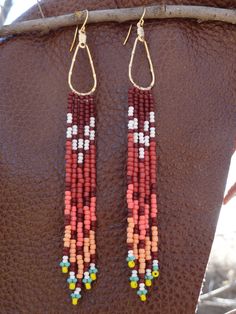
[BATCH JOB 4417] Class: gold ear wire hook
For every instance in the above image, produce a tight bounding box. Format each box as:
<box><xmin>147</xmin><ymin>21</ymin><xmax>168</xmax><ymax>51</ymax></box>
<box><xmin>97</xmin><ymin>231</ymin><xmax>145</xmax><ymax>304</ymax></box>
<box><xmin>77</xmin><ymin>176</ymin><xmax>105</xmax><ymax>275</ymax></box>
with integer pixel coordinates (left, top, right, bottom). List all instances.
<box><xmin>123</xmin><ymin>8</ymin><xmax>146</xmax><ymax>46</ymax></box>
<box><xmin>138</xmin><ymin>7</ymin><xmax>146</xmax><ymax>27</ymax></box>
<box><xmin>69</xmin><ymin>10</ymin><xmax>89</xmax><ymax>52</ymax></box>
<box><xmin>80</xmin><ymin>9</ymin><xmax>88</xmax><ymax>32</ymax></box>
<box><xmin>123</xmin><ymin>24</ymin><xmax>133</xmax><ymax>46</ymax></box>
<box><xmin>70</xmin><ymin>25</ymin><xmax>79</xmax><ymax>52</ymax></box>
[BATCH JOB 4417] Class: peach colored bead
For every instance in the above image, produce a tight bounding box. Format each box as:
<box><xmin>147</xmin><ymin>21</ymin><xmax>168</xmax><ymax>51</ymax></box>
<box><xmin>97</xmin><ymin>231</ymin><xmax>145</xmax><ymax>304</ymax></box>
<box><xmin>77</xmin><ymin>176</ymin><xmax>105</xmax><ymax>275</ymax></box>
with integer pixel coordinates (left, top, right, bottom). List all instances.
<box><xmin>84</xmin><ymin>258</ymin><xmax>90</xmax><ymax>263</ymax></box>
<box><xmin>84</xmin><ymin>247</ymin><xmax>89</xmax><ymax>253</ymax></box>
<box><xmin>70</xmin><ymin>258</ymin><xmax>76</xmax><ymax>263</ymax></box>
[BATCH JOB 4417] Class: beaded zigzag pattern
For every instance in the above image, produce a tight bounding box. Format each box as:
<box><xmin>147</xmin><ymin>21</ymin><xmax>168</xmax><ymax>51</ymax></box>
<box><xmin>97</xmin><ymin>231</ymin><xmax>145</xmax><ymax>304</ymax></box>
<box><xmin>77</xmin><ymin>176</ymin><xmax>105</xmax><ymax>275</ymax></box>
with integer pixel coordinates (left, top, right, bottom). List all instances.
<box><xmin>60</xmin><ymin>92</ymin><xmax>97</xmax><ymax>305</ymax></box>
<box><xmin>126</xmin><ymin>87</ymin><xmax>159</xmax><ymax>301</ymax></box>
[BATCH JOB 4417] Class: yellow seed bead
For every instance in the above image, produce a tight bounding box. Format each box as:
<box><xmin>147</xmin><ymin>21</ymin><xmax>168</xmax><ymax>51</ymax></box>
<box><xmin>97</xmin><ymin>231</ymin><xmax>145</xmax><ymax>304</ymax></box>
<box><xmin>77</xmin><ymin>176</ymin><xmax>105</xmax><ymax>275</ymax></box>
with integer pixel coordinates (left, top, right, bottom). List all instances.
<box><xmin>140</xmin><ymin>295</ymin><xmax>147</xmax><ymax>302</ymax></box>
<box><xmin>128</xmin><ymin>261</ymin><xmax>135</xmax><ymax>268</ymax></box>
<box><xmin>130</xmin><ymin>281</ymin><xmax>138</xmax><ymax>289</ymax></box>
<box><xmin>145</xmin><ymin>279</ymin><xmax>152</xmax><ymax>287</ymax></box>
<box><xmin>72</xmin><ymin>298</ymin><xmax>78</xmax><ymax>305</ymax></box>
<box><xmin>152</xmin><ymin>270</ymin><xmax>160</xmax><ymax>278</ymax></box>
<box><xmin>85</xmin><ymin>283</ymin><xmax>91</xmax><ymax>290</ymax></box>
<box><xmin>62</xmin><ymin>266</ymin><xmax>68</xmax><ymax>274</ymax></box>
<box><xmin>69</xmin><ymin>282</ymin><xmax>76</xmax><ymax>290</ymax></box>
<box><xmin>91</xmin><ymin>273</ymin><xmax>97</xmax><ymax>281</ymax></box>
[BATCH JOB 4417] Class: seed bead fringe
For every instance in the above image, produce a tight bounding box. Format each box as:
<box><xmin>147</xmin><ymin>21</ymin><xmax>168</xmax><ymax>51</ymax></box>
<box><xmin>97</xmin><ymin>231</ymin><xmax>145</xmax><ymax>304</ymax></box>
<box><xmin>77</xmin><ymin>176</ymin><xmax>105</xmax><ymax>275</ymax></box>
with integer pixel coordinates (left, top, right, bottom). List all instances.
<box><xmin>60</xmin><ymin>93</ymin><xmax>98</xmax><ymax>305</ymax></box>
<box><xmin>126</xmin><ymin>87</ymin><xmax>159</xmax><ymax>302</ymax></box>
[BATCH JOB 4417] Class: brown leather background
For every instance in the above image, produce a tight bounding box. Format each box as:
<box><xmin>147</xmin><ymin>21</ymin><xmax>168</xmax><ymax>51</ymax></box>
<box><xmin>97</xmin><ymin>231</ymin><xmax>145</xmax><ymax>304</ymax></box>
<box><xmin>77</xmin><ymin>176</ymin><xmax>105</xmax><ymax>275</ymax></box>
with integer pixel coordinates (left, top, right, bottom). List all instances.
<box><xmin>0</xmin><ymin>0</ymin><xmax>236</xmax><ymax>313</ymax></box>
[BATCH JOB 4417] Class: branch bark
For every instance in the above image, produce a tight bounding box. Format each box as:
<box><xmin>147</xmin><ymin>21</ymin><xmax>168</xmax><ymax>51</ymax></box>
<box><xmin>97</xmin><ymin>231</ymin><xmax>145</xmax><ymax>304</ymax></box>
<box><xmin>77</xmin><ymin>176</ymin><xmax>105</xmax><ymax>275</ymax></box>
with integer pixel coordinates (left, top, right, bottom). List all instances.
<box><xmin>0</xmin><ymin>5</ymin><xmax>236</xmax><ymax>37</ymax></box>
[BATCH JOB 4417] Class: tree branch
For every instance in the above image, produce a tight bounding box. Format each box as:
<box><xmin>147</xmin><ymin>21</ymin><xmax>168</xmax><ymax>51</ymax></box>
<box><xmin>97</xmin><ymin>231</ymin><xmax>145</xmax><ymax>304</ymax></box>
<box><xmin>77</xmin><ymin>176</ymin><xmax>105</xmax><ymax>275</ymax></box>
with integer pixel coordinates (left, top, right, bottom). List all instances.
<box><xmin>200</xmin><ymin>281</ymin><xmax>236</xmax><ymax>301</ymax></box>
<box><xmin>0</xmin><ymin>5</ymin><xmax>236</xmax><ymax>37</ymax></box>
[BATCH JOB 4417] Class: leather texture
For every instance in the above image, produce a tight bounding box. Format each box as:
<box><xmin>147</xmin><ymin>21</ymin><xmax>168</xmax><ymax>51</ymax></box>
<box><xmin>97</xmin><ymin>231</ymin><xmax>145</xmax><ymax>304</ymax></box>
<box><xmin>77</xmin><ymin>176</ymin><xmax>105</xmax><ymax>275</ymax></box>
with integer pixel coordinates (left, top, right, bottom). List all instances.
<box><xmin>0</xmin><ymin>0</ymin><xmax>236</xmax><ymax>313</ymax></box>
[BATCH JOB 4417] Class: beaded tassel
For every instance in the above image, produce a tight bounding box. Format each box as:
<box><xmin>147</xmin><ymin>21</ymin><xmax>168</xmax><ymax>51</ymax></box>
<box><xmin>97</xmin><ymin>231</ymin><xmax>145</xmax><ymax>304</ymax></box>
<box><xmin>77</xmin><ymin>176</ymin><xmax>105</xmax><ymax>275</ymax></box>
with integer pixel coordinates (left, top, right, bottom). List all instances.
<box><xmin>60</xmin><ymin>92</ymin><xmax>97</xmax><ymax>305</ymax></box>
<box><xmin>126</xmin><ymin>87</ymin><xmax>159</xmax><ymax>302</ymax></box>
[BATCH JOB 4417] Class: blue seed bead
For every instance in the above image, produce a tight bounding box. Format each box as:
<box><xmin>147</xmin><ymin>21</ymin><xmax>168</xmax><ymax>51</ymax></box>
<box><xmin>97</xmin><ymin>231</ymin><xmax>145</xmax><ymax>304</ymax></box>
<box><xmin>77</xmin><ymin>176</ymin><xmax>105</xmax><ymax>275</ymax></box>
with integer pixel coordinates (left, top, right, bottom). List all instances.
<box><xmin>126</xmin><ymin>255</ymin><xmax>135</xmax><ymax>262</ymax></box>
<box><xmin>130</xmin><ymin>276</ymin><xmax>139</xmax><ymax>282</ymax></box>
<box><xmin>67</xmin><ymin>277</ymin><xmax>77</xmax><ymax>283</ymax></box>
<box><xmin>89</xmin><ymin>267</ymin><xmax>98</xmax><ymax>274</ymax></box>
<box><xmin>137</xmin><ymin>289</ymin><xmax>148</xmax><ymax>296</ymax></box>
<box><xmin>71</xmin><ymin>293</ymin><xmax>81</xmax><ymax>299</ymax></box>
<box><xmin>145</xmin><ymin>274</ymin><xmax>153</xmax><ymax>280</ymax></box>
<box><xmin>153</xmin><ymin>265</ymin><xmax>159</xmax><ymax>271</ymax></box>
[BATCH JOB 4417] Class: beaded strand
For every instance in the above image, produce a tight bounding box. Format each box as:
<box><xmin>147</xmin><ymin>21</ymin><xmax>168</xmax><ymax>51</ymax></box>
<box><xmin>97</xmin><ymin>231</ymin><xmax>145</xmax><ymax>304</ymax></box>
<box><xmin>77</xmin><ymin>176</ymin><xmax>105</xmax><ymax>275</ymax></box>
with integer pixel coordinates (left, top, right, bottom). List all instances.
<box><xmin>127</xmin><ymin>87</ymin><xmax>159</xmax><ymax>302</ymax></box>
<box><xmin>60</xmin><ymin>93</ymin><xmax>97</xmax><ymax>305</ymax></box>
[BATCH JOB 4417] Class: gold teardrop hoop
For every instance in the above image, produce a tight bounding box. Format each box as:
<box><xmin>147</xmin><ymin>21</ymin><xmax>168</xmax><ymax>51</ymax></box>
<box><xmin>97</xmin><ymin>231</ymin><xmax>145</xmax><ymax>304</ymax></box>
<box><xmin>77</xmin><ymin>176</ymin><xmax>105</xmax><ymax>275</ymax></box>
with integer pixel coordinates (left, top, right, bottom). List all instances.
<box><xmin>128</xmin><ymin>8</ymin><xmax>155</xmax><ymax>91</ymax></box>
<box><xmin>68</xmin><ymin>10</ymin><xmax>97</xmax><ymax>96</ymax></box>
<box><xmin>128</xmin><ymin>37</ymin><xmax>155</xmax><ymax>91</ymax></box>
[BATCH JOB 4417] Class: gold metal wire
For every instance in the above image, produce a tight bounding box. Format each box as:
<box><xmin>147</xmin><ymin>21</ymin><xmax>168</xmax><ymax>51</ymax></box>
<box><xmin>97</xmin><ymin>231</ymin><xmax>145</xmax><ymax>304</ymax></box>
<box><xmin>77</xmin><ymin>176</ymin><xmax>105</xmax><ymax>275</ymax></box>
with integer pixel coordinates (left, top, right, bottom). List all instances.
<box><xmin>68</xmin><ymin>10</ymin><xmax>97</xmax><ymax>96</ymax></box>
<box><xmin>127</xmin><ymin>7</ymin><xmax>155</xmax><ymax>90</ymax></box>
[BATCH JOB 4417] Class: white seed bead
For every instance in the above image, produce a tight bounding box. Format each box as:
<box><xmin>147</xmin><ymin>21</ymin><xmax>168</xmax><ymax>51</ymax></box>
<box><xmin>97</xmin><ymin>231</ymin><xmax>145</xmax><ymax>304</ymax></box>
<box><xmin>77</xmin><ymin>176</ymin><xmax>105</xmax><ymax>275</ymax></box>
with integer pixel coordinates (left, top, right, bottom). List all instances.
<box><xmin>145</xmin><ymin>136</ymin><xmax>150</xmax><ymax>147</ymax></box>
<box><xmin>67</xmin><ymin>113</ymin><xmax>72</xmax><ymax>123</ymax></box>
<box><xmin>133</xmin><ymin>132</ymin><xmax>138</xmax><ymax>143</ymax></box>
<box><xmin>150</xmin><ymin>112</ymin><xmax>155</xmax><ymax>119</ymax></box>
<box><xmin>128</xmin><ymin>106</ymin><xmax>134</xmax><ymax>117</ymax></box>
<box><xmin>144</xmin><ymin>121</ymin><xmax>149</xmax><ymax>131</ymax></box>
<box><xmin>90</xmin><ymin>130</ymin><xmax>95</xmax><ymax>140</ymax></box>
<box><xmin>139</xmin><ymin>283</ymin><xmax>145</xmax><ymax>288</ymax></box>
<box><xmin>128</xmin><ymin>120</ymin><xmax>134</xmax><ymax>130</ymax></box>
<box><xmin>78</xmin><ymin>139</ymin><xmax>83</xmax><ymax>148</ymax></box>
<box><xmin>139</xmin><ymin>132</ymin><xmax>144</xmax><ymax>144</ymax></box>
<box><xmin>75</xmin><ymin>288</ymin><xmax>81</xmax><ymax>293</ymax></box>
<box><xmin>84</xmin><ymin>126</ymin><xmax>90</xmax><ymax>136</ymax></box>
<box><xmin>133</xmin><ymin>118</ymin><xmax>138</xmax><ymax>129</ymax></box>
<box><xmin>72</xmin><ymin>139</ymin><xmax>77</xmax><ymax>147</ymax></box>
<box><xmin>90</xmin><ymin>117</ymin><xmax>95</xmax><ymax>127</ymax></box>
<box><xmin>90</xmin><ymin>263</ymin><xmax>95</xmax><ymax>268</ymax></box>
<box><xmin>72</xmin><ymin>125</ymin><xmax>78</xmax><ymax>135</ymax></box>
<box><xmin>84</xmin><ymin>140</ymin><xmax>90</xmax><ymax>150</ymax></box>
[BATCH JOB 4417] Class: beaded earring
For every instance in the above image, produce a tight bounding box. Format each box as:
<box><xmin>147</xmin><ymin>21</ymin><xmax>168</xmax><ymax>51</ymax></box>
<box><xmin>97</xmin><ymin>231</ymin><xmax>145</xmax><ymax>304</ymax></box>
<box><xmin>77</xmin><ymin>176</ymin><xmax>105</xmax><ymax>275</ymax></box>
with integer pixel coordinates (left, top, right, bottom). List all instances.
<box><xmin>60</xmin><ymin>10</ymin><xmax>98</xmax><ymax>305</ymax></box>
<box><xmin>125</xmin><ymin>9</ymin><xmax>159</xmax><ymax>302</ymax></box>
